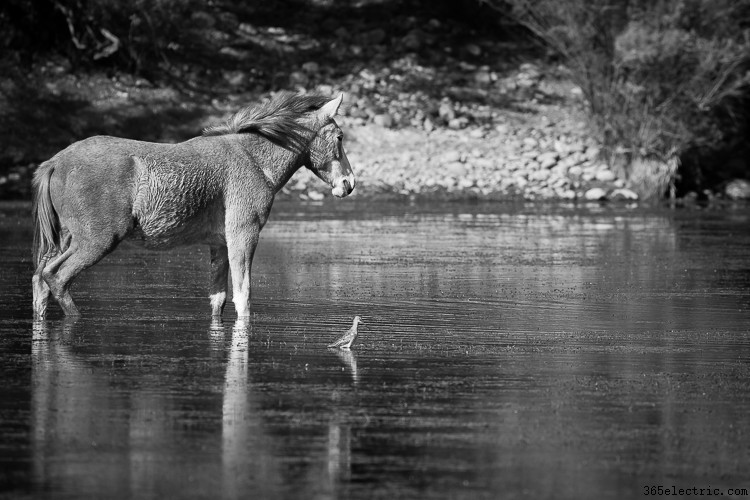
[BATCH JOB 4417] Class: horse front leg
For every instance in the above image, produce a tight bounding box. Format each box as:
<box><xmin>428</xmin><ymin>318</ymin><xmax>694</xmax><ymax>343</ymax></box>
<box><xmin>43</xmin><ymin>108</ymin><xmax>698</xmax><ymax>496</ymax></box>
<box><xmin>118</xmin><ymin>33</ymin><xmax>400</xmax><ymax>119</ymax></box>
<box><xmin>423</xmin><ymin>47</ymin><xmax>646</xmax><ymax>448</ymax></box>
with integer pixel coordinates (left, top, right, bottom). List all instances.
<box><xmin>227</xmin><ymin>226</ymin><xmax>260</xmax><ymax>319</ymax></box>
<box><xmin>209</xmin><ymin>245</ymin><xmax>229</xmax><ymax>317</ymax></box>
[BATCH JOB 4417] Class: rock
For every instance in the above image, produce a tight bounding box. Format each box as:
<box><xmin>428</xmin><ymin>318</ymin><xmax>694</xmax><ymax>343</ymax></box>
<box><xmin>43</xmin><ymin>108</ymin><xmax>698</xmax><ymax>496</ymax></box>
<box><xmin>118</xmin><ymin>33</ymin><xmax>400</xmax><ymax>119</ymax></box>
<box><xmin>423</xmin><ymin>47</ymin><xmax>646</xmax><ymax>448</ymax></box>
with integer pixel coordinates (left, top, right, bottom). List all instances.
<box><xmin>445</xmin><ymin>162</ymin><xmax>466</xmax><ymax>177</ymax></box>
<box><xmin>440</xmin><ymin>150</ymin><xmax>462</xmax><ymax>164</ymax></box>
<box><xmin>423</xmin><ymin>118</ymin><xmax>434</xmax><ymax>132</ymax></box>
<box><xmin>524</xmin><ymin>159</ymin><xmax>541</xmax><ymax>171</ymax></box>
<box><xmin>469</xmin><ymin>128</ymin><xmax>486</xmax><ymax>139</ymax></box>
<box><xmin>223</xmin><ymin>70</ymin><xmax>246</xmax><ymax>86</ymax></box>
<box><xmin>725</xmin><ymin>179</ymin><xmax>750</xmax><ymax>200</ymax></box>
<box><xmin>473</xmin><ymin>158</ymin><xmax>494</xmax><ymax>169</ymax></box>
<box><xmin>219</xmin><ymin>46</ymin><xmax>250</xmax><ymax>59</ymax></box>
<box><xmin>585</xmin><ymin>146</ymin><xmax>601</xmax><ymax>161</ymax></box>
<box><xmin>334</xmin><ymin>27</ymin><xmax>349</xmax><ymax>39</ymax></box>
<box><xmin>595</xmin><ymin>169</ymin><xmax>617</xmax><ymax>182</ymax></box>
<box><xmin>301</xmin><ymin>61</ymin><xmax>320</xmax><ymax>74</ymax></box>
<box><xmin>584</xmin><ymin>187</ymin><xmax>607</xmax><ymax>201</ymax></box>
<box><xmin>495</xmin><ymin>124</ymin><xmax>510</xmax><ymax>135</ymax></box>
<box><xmin>448</xmin><ymin>117</ymin><xmax>467</xmax><ymax>129</ymax></box>
<box><xmin>529</xmin><ymin>169</ymin><xmax>551</xmax><ymax>182</ymax></box>
<box><xmin>474</xmin><ymin>69</ymin><xmax>492</xmax><ymax>85</ymax></box>
<box><xmin>458</xmin><ymin>178</ymin><xmax>475</xmax><ymax>189</ymax></box>
<box><xmin>561</xmin><ymin>189</ymin><xmax>576</xmax><ymax>200</ymax></box>
<box><xmin>307</xmin><ymin>190</ymin><xmax>325</xmax><ymax>201</ymax></box>
<box><xmin>438</xmin><ymin>101</ymin><xmax>456</xmax><ymax>122</ymax></box>
<box><xmin>238</xmin><ymin>23</ymin><xmax>257</xmax><ymax>35</ymax></box>
<box><xmin>465</xmin><ymin>43</ymin><xmax>482</xmax><ymax>57</ymax></box>
<box><xmin>402</xmin><ymin>31</ymin><xmax>421</xmax><ymax>50</ymax></box>
<box><xmin>191</xmin><ymin>11</ymin><xmax>216</xmax><ymax>28</ymax></box>
<box><xmin>610</xmin><ymin>188</ymin><xmax>639</xmax><ymax>201</ymax></box>
<box><xmin>537</xmin><ymin>152</ymin><xmax>558</xmax><ymax>169</ymax></box>
<box><xmin>289</xmin><ymin>71</ymin><xmax>309</xmax><ymax>87</ymax></box>
<box><xmin>553</xmin><ymin>140</ymin><xmax>569</xmax><ymax>154</ymax></box>
<box><xmin>363</xmin><ymin>28</ymin><xmax>386</xmax><ymax>45</ymax></box>
<box><xmin>373</xmin><ymin>113</ymin><xmax>394</xmax><ymax>128</ymax></box>
<box><xmin>522</xmin><ymin>137</ymin><xmax>539</xmax><ymax>149</ymax></box>
<box><xmin>513</xmin><ymin>177</ymin><xmax>528</xmax><ymax>190</ymax></box>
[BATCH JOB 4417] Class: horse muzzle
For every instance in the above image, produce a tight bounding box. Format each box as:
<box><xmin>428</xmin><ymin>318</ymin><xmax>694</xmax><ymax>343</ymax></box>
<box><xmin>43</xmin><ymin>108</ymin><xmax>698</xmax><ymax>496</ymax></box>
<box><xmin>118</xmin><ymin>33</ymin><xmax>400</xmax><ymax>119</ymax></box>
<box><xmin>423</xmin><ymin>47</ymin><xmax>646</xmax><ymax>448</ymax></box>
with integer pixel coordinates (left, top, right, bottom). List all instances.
<box><xmin>331</xmin><ymin>175</ymin><xmax>355</xmax><ymax>198</ymax></box>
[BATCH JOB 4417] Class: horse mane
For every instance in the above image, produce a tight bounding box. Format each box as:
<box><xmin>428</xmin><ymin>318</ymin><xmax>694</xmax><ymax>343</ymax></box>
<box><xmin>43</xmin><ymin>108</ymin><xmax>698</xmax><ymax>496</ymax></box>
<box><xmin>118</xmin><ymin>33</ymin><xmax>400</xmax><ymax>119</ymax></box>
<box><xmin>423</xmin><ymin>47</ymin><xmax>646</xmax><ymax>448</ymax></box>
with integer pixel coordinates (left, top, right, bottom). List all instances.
<box><xmin>202</xmin><ymin>92</ymin><xmax>331</xmax><ymax>154</ymax></box>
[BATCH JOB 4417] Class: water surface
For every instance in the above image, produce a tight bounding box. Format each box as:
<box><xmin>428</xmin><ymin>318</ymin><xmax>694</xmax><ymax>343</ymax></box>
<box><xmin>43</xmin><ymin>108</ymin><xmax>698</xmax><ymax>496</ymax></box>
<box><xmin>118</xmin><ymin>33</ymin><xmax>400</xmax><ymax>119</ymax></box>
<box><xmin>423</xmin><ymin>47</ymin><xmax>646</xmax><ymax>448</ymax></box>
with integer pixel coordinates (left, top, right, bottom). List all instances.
<box><xmin>1</xmin><ymin>200</ymin><xmax>749</xmax><ymax>499</ymax></box>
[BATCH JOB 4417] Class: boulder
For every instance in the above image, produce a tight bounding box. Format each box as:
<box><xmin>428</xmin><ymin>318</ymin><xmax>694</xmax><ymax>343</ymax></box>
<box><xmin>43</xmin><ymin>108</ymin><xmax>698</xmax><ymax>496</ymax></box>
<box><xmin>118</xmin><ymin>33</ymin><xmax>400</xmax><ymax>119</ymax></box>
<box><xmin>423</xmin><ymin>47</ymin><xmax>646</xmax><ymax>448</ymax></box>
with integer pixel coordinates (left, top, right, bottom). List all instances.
<box><xmin>444</xmin><ymin>162</ymin><xmax>466</xmax><ymax>177</ymax></box>
<box><xmin>440</xmin><ymin>150</ymin><xmax>462</xmax><ymax>164</ymax></box>
<box><xmin>438</xmin><ymin>101</ymin><xmax>456</xmax><ymax>122</ymax></box>
<box><xmin>448</xmin><ymin>117</ymin><xmax>468</xmax><ymax>129</ymax></box>
<box><xmin>725</xmin><ymin>179</ymin><xmax>750</xmax><ymax>200</ymax></box>
<box><xmin>537</xmin><ymin>152</ymin><xmax>558</xmax><ymax>169</ymax></box>
<box><xmin>301</xmin><ymin>61</ymin><xmax>320</xmax><ymax>74</ymax></box>
<box><xmin>373</xmin><ymin>113</ymin><xmax>394</xmax><ymax>128</ymax></box>
<box><xmin>307</xmin><ymin>190</ymin><xmax>325</xmax><ymax>201</ymax></box>
<box><xmin>584</xmin><ymin>187</ymin><xmax>607</xmax><ymax>201</ymax></box>
<box><xmin>362</xmin><ymin>28</ymin><xmax>385</xmax><ymax>45</ymax></box>
<box><xmin>595</xmin><ymin>169</ymin><xmax>617</xmax><ymax>182</ymax></box>
<box><xmin>289</xmin><ymin>71</ymin><xmax>309</xmax><ymax>87</ymax></box>
<box><xmin>610</xmin><ymin>188</ymin><xmax>639</xmax><ymax>201</ymax></box>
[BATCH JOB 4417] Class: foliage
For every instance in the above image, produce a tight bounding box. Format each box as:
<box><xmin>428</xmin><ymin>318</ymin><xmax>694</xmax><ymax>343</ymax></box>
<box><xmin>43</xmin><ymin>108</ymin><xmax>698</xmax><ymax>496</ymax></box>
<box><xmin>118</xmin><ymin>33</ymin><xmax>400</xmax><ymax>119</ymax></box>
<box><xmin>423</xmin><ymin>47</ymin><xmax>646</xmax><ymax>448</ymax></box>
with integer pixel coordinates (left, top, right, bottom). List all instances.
<box><xmin>1</xmin><ymin>0</ymin><xmax>211</xmax><ymax>74</ymax></box>
<box><xmin>494</xmin><ymin>0</ymin><xmax>750</xmax><ymax>198</ymax></box>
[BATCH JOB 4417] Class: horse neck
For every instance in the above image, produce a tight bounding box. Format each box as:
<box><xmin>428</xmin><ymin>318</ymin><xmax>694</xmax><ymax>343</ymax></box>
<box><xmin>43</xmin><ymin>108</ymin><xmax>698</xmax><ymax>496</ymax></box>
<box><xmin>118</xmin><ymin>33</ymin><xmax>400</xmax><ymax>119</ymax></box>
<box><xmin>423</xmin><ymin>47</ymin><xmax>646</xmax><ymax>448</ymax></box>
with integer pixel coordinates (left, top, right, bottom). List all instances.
<box><xmin>240</xmin><ymin>135</ymin><xmax>308</xmax><ymax>193</ymax></box>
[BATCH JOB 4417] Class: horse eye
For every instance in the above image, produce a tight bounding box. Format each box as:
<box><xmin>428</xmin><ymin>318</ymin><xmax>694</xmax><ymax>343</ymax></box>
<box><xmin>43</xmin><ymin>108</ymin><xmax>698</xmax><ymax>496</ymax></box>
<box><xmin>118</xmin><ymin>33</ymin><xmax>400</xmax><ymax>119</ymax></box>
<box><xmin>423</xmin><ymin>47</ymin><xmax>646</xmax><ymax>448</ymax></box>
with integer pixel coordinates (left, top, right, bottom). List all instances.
<box><xmin>337</xmin><ymin>134</ymin><xmax>343</xmax><ymax>142</ymax></box>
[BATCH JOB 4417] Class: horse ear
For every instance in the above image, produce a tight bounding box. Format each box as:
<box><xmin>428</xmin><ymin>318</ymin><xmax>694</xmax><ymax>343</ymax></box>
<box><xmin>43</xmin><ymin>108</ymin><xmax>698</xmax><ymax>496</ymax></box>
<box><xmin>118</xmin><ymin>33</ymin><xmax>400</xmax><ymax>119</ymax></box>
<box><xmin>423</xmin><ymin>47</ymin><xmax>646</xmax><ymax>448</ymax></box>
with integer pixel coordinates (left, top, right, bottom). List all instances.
<box><xmin>318</xmin><ymin>94</ymin><xmax>344</xmax><ymax>119</ymax></box>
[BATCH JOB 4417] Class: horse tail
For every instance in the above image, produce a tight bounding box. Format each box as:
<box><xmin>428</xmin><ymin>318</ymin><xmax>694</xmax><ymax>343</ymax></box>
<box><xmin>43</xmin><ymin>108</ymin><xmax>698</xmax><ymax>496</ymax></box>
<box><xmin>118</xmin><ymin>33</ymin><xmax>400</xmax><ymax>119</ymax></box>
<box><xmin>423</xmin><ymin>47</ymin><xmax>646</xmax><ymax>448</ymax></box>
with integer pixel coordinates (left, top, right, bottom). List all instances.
<box><xmin>32</xmin><ymin>162</ymin><xmax>60</xmax><ymax>268</ymax></box>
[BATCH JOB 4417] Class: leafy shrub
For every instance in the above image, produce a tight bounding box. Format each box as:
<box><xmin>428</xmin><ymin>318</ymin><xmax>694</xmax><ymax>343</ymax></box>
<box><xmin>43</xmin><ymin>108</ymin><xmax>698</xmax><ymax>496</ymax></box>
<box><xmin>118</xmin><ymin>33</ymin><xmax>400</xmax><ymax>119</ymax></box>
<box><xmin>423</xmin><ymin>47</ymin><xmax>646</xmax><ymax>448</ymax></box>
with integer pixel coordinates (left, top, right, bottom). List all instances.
<box><xmin>496</xmin><ymin>0</ymin><xmax>750</xmax><ymax>199</ymax></box>
<box><xmin>1</xmin><ymin>0</ymin><xmax>213</xmax><ymax>74</ymax></box>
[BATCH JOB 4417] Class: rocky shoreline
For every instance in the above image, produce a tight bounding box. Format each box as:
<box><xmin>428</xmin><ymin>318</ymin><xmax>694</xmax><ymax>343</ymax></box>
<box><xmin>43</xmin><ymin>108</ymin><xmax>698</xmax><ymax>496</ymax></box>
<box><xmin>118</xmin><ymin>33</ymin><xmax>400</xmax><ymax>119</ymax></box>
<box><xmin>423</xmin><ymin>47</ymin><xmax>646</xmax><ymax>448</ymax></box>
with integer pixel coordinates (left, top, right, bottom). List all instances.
<box><xmin>282</xmin><ymin>110</ymin><xmax>640</xmax><ymax>203</ymax></box>
<box><xmin>2</xmin><ymin>62</ymin><xmax>749</xmax><ymax>204</ymax></box>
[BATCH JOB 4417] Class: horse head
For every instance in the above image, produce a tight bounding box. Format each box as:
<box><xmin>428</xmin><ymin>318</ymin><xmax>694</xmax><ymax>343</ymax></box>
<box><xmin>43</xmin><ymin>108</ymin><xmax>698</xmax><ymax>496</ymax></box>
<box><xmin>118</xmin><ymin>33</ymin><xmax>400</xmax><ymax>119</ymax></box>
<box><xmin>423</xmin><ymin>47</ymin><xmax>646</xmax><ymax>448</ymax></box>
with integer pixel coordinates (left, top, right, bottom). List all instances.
<box><xmin>307</xmin><ymin>95</ymin><xmax>355</xmax><ymax>198</ymax></box>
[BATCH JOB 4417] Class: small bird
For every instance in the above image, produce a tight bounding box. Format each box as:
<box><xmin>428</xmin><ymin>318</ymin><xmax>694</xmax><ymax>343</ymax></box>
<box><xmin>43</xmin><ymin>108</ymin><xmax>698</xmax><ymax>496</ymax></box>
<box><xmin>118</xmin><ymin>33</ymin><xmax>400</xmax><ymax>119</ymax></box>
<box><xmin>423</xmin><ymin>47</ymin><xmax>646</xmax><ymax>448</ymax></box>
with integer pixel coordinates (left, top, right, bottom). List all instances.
<box><xmin>327</xmin><ymin>316</ymin><xmax>363</xmax><ymax>349</ymax></box>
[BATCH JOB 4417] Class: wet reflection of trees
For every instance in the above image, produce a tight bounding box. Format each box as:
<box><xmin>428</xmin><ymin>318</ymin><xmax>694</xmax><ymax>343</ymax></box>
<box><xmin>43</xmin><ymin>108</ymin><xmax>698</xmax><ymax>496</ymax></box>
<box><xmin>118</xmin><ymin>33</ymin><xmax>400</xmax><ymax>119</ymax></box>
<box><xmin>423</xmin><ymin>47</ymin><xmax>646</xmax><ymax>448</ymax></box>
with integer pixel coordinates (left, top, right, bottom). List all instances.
<box><xmin>258</xmin><ymin>212</ymin><xmax>683</xmax><ymax>331</ymax></box>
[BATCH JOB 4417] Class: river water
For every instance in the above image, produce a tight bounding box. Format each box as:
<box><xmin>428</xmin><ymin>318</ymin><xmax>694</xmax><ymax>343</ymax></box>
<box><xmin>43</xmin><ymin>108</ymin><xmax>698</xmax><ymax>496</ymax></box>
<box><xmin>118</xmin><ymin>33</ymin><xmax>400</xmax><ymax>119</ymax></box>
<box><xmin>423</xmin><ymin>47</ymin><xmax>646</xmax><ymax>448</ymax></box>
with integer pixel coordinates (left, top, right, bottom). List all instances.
<box><xmin>1</xmin><ymin>200</ymin><xmax>749</xmax><ymax>499</ymax></box>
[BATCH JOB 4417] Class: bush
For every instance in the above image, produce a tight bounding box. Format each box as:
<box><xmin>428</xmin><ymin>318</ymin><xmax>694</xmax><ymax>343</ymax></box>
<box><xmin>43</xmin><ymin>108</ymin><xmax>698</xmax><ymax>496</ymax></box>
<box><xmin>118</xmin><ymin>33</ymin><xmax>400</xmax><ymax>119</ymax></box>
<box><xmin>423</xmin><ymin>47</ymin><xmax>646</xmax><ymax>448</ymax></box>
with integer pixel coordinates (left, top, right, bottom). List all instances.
<box><xmin>1</xmin><ymin>0</ymin><xmax>212</xmax><ymax>74</ymax></box>
<box><xmin>494</xmin><ymin>0</ymin><xmax>750</xmax><ymax>199</ymax></box>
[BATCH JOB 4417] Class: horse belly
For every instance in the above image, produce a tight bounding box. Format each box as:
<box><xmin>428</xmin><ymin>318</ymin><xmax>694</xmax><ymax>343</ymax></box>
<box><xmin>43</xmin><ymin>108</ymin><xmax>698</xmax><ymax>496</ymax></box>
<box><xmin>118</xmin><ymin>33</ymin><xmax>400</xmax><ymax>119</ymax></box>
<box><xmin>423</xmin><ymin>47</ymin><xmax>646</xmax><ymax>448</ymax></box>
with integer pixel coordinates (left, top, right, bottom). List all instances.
<box><xmin>131</xmin><ymin>159</ymin><xmax>225</xmax><ymax>249</ymax></box>
<box><xmin>132</xmin><ymin>200</ymin><xmax>225</xmax><ymax>250</ymax></box>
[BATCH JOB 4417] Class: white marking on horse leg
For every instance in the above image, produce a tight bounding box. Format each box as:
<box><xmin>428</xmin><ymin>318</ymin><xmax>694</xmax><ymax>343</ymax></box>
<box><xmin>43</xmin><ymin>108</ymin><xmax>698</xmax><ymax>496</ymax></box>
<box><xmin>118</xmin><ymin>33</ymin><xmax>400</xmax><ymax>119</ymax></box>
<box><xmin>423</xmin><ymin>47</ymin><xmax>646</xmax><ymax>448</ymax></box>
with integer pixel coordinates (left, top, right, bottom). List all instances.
<box><xmin>210</xmin><ymin>292</ymin><xmax>227</xmax><ymax>317</ymax></box>
<box><xmin>232</xmin><ymin>272</ymin><xmax>251</xmax><ymax>318</ymax></box>
<box><xmin>226</xmin><ymin>225</ymin><xmax>259</xmax><ymax>320</ymax></box>
<box><xmin>210</xmin><ymin>245</ymin><xmax>229</xmax><ymax>317</ymax></box>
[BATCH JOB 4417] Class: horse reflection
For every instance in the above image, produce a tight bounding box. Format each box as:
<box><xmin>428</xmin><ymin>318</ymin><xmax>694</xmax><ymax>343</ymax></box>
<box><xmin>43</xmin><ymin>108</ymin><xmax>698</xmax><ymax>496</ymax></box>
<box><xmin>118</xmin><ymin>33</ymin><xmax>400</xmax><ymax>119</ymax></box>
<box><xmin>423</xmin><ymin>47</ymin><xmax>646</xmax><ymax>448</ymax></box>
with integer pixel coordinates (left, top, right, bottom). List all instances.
<box><xmin>30</xmin><ymin>318</ymin><xmax>357</xmax><ymax>498</ymax></box>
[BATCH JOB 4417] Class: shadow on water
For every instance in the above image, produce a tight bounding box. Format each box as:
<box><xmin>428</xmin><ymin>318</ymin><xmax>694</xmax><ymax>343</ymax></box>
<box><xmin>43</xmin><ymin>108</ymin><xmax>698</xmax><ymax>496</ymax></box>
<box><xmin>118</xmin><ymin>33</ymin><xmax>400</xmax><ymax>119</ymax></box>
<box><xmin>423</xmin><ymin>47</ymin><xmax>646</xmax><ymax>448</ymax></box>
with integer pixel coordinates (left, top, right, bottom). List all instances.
<box><xmin>1</xmin><ymin>200</ymin><xmax>750</xmax><ymax>499</ymax></box>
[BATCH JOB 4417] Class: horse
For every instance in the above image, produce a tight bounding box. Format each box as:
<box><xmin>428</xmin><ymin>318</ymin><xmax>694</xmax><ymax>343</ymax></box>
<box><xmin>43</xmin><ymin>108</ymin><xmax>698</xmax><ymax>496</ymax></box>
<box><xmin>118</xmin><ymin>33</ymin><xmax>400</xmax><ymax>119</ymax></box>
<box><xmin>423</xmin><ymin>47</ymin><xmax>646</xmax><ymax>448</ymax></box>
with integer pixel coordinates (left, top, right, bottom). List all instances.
<box><xmin>31</xmin><ymin>92</ymin><xmax>355</xmax><ymax>319</ymax></box>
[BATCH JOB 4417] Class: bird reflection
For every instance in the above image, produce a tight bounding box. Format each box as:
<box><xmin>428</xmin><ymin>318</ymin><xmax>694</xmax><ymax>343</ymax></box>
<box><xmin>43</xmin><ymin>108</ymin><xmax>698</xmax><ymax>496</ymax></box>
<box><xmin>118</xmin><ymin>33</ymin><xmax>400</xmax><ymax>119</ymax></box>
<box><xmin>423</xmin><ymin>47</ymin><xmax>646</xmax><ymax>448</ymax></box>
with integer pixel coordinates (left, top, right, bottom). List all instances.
<box><xmin>331</xmin><ymin>348</ymin><xmax>360</xmax><ymax>385</ymax></box>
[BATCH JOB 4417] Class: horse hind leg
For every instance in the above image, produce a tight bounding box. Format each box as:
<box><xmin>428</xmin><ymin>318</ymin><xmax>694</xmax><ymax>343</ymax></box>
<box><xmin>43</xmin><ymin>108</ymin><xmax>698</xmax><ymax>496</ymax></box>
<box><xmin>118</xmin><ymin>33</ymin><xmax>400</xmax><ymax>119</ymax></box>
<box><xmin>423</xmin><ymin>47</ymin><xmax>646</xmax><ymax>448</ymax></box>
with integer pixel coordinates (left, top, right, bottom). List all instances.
<box><xmin>43</xmin><ymin>234</ymin><xmax>119</xmax><ymax>316</ymax></box>
<box><xmin>32</xmin><ymin>233</ymin><xmax>70</xmax><ymax>318</ymax></box>
<box><xmin>32</xmin><ymin>253</ymin><xmax>53</xmax><ymax>318</ymax></box>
